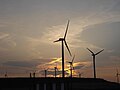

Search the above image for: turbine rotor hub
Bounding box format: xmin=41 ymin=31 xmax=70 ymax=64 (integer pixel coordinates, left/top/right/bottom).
xmin=59 ymin=38 xmax=64 ymax=41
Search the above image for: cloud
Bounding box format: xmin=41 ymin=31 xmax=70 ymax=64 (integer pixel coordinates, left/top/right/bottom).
xmin=109 ymin=0 xmax=120 ymax=13
xmin=0 ymin=32 xmax=16 ymax=49
xmin=47 ymin=58 xmax=62 ymax=64
xmin=73 ymin=61 xmax=91 ymax=70
xmin=109 ymin=56 xmax=120 ymax=67
xmin=39 ymin=58 xmax=62 ymax=65
xmin=36 ymin=58 xmax=62 ymax=71
xmin=2 ymin=60 xmax=39 ymax=68
xmin=109 ymin=56 xmax=120 ymax=61
xmin=0 ymin=0 xmax=120 ymax=62
xmin=39 ymin=67 xmax=71 ymax=77
xmin=39 ymin=69 xmax=62 ymax=77
xmin=2 ymin=58 xmax=58 ymax=70
xmin=78 ymin=21 xmax=120 ymax=71
xmin=0 ymin=32 xmax=9 ymax=40
xmin=36 ymin=57 xmax=73 ymax=77
xmin=0 ymin=61 xmax=37 ymax=75
xmin=40 ymin=6 xmax=120 ymax=50
xmin=1 ymin=57 xmax=62 ymax=76
xmin=81 ymin=21 xmax=120 ymax=52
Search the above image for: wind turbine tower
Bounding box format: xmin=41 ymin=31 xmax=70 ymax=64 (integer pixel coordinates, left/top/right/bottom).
xmin=87 ymin=48 xmax=104 ymax=78
xmin=44 ymin=68 xmax=49 ymax=78
xmin=116 ymin=69 xmax=120 ymax=83
xmin=68 ymin=55 xmax=75 ymax=78
xmin=4 ymin=69 xmax=8 ymax=78
xmin=54 ymin=67 xmax=58 ymax=78
xmin=54 ymin=20 xmax=72 ymax=78
xmin=54 ymin=63 xmax=59 ymax=78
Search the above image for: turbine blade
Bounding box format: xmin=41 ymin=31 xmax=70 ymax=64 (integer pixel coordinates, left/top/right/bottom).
xmin=95 ymin=49 xmax=104 ymax=55
xmin=68 ymin=62 xmax=72 ymax=66
xmin=87 ymin=48 xmax=94 ymax=54
xmin=71 ymin=55 xmax=75 ymax=63
xmin=55 ymin=62 xmax=57 ymax=67
xmin=54 ymin=39 xmax=60 ymax=42
xmin=64 ymin=20 xmax=70 ymax=39
xmin=66 ymin=61 xmax=70 ymax=63
xmin=56 ymin=68 xmax=59 ymax=71
xmin=64 ymin=40 xmax=72 ymax=56
xmin=47 ymin=68 xmax=49 ymax=70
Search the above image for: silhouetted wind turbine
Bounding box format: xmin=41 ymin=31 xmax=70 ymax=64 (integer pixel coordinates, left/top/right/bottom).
xmin=44 ymin=68 xmax=49 ymax=78
xmin=33 ymin=70 xmax=36 ymax=78
xmin=54 ymin=63 xmax=59 ymax=78
xmin=29 ymin=72 xmax=32 ymax=78
xmin=5 ymin=72 xmax=8 ymax=78
xmin=54 ymin=20 xmax=72 ymax=78
xmin=54 ymin=67 xmax=59 ymax=78
xmin=78 ymin=72 xmax=83 ymax=78
xmin=87 ymin=48 xmax=104 ymax=78
xmin=68 ymin=55 xmax=75 ymax=77
xmin=116 ymin=69 xmax=120 ymax=83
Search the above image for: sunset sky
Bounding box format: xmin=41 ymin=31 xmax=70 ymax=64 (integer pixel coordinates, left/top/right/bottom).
xmin=0 ymin=0 xmax=120 ymax=82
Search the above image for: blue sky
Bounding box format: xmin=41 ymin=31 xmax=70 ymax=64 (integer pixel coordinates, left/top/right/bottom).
xmin=0 ymin=0 xmax=120 ymax=82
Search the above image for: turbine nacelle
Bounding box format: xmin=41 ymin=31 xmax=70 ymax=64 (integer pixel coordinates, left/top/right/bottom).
xmin=92 ymin=53 xmax=95 ymax=56
xmin=87 ymin=48 xmax=104 ymax=56
xmin=58 ymin=38 xmax=64 ymax=41
xmin=68 ymin=62 xmax=72 ymax=64
xmin=54 ymin=38 xmax=64 ymax=42
xmin=68 ymin=62 xmax=72 ymax=66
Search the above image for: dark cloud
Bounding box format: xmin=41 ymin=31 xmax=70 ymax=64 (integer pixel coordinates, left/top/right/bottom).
xmin=39 ymin=70 xmax=62 ymax=76
xmin=1 ymin=58 xmax=52 ymax=68
xmin=74 ymin=64 xmax=85 ymax=70
xmin=109 ymin=0 xmax=120 ymax=13
xmin=2 ymin=60 xmax=40 ymax=68
xmin=80 ymin=21 xmax=120 ymax=68
xmin=81 ymin=21 xmax=120 ymax=52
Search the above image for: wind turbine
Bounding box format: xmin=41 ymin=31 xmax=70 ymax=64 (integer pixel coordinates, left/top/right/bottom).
xmin=54 ymin=63 xmax=59 ymax=78
xmin=54 ymin=67 xmax=59 ymax=78
xmin=116 ymin=69 xmax=120 ymax=83
xmin=5 ymin=72 xmax=8 ymax=78
xmin=68 ymin=55 xmax=75 ymax=78
xmin=78 ymin=72 xmax=84 ymax=78
xmin=54 ymin=20 xmax=72 ymax=78
xmin=33 ymin=70 xmax=36 ymax=78
xmin=87 ymin=48 xmax=104 ymax=78
xmin=44 ymin=68 xmax=49 ymax=78
xmin=29 ymin=72 xmax=32 ymax=78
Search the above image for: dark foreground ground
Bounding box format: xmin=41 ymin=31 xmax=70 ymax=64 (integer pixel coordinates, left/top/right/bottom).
xmin=0 ymin=77 xmax=120 ymax=90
